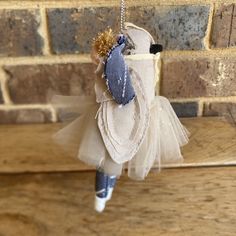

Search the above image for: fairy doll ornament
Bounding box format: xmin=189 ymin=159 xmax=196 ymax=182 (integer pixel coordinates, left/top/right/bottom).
xmin=51 ymin=1 xmax=190 ymax=213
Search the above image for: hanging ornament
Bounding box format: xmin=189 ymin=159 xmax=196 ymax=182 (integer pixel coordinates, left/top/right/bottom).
xmin=51 ymin=0 xmax=191 ymax=213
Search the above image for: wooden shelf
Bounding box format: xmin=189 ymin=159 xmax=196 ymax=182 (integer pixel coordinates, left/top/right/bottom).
xmin=0 ymin=117 xmax=235 ymax=235
xmin=0 ymin=117 xmax=235 ymax=173
xmin=0 ymin=167 xmax=234 ymax=235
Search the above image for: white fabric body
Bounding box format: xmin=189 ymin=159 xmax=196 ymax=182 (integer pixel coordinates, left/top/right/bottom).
xmin=97 ymin=69 xmax=150 ymax=164
xmin=51 ymin=22 xmax=190 ymax=180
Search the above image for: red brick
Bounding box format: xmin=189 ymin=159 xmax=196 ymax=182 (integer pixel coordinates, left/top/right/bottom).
xmin=203 ymin=102 xmax=236 ymax=125
xmin=203 ymin=102 xmax=236 ymax=115
xmin=0 ymin=109 xmax=53 ymax=124
xmin=170 ymin=102 xmax=198 ymax=117
xmin=4 ymin=63 xmax=96 ymax=104
xmin=0 ymin=9 xmax=43 ymax=56
xmin=211 ymin=4 xmax=236 ymax=48
xmin=161 ymin=57 xmax=236 ymax=98
xmin=47 ymin=5 xmax=210 ymax=54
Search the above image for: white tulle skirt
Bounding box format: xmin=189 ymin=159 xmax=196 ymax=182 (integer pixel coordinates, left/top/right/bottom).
xmin=51 ymin=93 xmax=190 ymax=180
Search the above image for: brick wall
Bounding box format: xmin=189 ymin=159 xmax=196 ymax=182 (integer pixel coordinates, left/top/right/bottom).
xmin=0 ymin=0 xmax=235 ymax=124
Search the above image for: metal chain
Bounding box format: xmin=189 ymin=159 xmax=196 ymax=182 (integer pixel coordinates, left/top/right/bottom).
xmin=120 ymin=0 xmax=126 ymax=32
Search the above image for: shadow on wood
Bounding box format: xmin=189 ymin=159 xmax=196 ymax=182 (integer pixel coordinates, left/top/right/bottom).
xmin=0 ymin=167 xmax=235 ymax=235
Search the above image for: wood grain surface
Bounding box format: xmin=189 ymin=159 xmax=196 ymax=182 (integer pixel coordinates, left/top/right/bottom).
xmin=0 ymin=117 xmax=235 ymax=173
xmin=0 ymin=167 xmax=235 ymax=236
xmin=0 ymin=122 xmax=90 ymax=173
xmin=177 ymin=117 xmax=236 ymax=167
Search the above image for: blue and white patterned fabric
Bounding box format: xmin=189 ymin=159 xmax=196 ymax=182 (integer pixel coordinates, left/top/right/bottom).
xmin=103 ymin=35 xmax=135 ymax=106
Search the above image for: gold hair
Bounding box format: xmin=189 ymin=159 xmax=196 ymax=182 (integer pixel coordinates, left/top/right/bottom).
xmin=92 ymin=28 xmax=116 ymax=57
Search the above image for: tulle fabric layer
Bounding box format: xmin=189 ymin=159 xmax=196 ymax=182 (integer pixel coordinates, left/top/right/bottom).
xmin=127 ymin=96 xmax=190 ymax=180
xmin=51 ymin=94 xmax=190 ymax=180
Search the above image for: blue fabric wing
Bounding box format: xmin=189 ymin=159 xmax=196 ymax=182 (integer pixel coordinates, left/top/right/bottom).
xmin=104 ymin=43 xmax=135 ymax=106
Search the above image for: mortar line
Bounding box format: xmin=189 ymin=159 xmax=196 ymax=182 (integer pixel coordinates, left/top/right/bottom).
xmin=48 ymin=104 xmax=58 ymax=122
xmin=169 ymin=97 xmax=236 ymax=102
xmin=161 ymin=48 xmax=236 ymax=58
xmin=197 ymin=100 xmax=204 ymax=116
xmin=0 ymin=1 xmax=236 ymax=9
xmin=1 ymin=97 xmax=235 ymax=109
xmin=0 ymin=47 xmax=236 ymax=66
xmin=0 ymin=67 xmax=12 ymax=105
xmin=0 ymin=55 xmax=92 ymax=66
xmin=0 ymin=104 xmax=56 ymax=110
xmin=39 ymin=7 xmax=51 ymax=55
xmin=203 ymin=3 xmax=215 ymax=50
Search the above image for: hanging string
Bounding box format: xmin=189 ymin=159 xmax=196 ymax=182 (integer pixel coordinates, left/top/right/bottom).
xmin=120 ymin=0 xmax=126 ymax=32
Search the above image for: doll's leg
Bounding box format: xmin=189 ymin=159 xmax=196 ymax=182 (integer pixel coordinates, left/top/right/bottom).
xmin=95 ymin=168 xmax=118 ymax=212
xmin=106 ymin=175 xmax=117 ymax=201
xmin=95 ymin=168 xmax=108 ymax=212
xmin=99 ymin=154 xmax=121 ymax=203
xmin=94 ymin=153 xmax=121 ymax=212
